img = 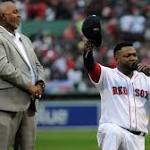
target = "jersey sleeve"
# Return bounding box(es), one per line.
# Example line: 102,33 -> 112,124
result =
88,63 -> 101,83
89,64 -> 108,87
83,49 -> 111,87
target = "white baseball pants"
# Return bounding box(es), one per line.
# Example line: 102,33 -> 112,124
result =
97,123 -> 145,150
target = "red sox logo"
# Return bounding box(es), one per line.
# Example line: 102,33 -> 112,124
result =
112,86 -> 148,98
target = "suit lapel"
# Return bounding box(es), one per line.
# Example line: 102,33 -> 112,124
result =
0,28 -> 30,67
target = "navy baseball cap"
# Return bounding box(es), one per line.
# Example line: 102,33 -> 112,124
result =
82,15 -> 102,47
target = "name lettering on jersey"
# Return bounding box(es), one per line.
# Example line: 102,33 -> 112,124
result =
112,87 -> 128,95
112,87 -> 148,98
135,89 -> 148,98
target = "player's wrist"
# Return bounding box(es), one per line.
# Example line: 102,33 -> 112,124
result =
84,40 -> 95,52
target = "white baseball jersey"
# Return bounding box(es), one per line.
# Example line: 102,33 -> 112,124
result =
90,65 -> 150,134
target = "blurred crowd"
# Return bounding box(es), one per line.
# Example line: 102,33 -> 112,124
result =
12,0 -> 150,94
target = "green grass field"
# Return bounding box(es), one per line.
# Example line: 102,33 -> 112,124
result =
35,129 -> 150,150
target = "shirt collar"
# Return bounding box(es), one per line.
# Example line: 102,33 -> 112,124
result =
0,25 -> 14,36
115,68 -> 138,80
0,25 -> 19,39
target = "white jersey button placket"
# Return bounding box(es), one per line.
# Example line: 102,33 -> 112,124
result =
129,81 -> 136,130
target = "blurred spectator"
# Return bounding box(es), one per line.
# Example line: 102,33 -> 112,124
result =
119,8 -> 146,41
26,0 -> 47,20
45,0 -> 72,21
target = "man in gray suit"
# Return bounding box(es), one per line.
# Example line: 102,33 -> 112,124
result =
0,1 -> 45,150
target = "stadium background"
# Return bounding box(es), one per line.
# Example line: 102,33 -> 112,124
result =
9,0 -> 150,149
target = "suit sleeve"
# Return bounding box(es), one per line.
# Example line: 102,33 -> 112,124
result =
0,40 -> 32,90
33,52 -> 45,84
83,50 -> 101,83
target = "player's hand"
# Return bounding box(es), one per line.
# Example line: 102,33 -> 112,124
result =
137,63 -> 150,76
84,40 -> 95,52
137,63 -> 150,71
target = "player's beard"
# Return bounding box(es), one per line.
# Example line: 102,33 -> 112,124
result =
119,62 -> 138,73
128,61 -> 139,71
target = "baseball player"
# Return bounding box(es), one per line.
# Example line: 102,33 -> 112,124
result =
83,41 -> 150,150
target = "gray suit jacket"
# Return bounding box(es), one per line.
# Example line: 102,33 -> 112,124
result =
0,27 -> 45,112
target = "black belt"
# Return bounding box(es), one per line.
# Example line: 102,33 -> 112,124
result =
123,128 -> 146,136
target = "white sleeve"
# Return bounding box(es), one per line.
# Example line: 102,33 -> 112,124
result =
89,65 -> 109,86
